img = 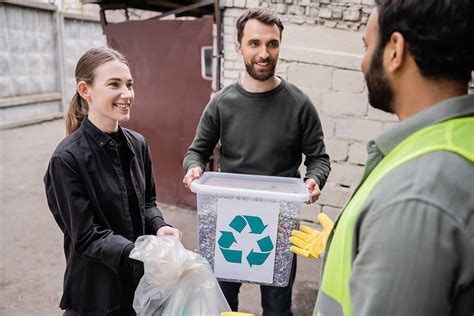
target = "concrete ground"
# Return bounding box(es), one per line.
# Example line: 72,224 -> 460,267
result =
0,119 -> 322,315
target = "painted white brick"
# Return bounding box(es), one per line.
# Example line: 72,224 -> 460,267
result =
223,24 -> 235,35
299,0 -> 311,6
332,69 -> 365,93
275,3 -> 288,14
327,162 -> 364,187
290,15 -> 306,24
233,0 -> 246,8
234,59 -> 244,70
335,118 -> 382,141
324,21 -> 337,28
362,0 -> 374,5
223,16 -> 235,26
326,139 -> 348,162
289,5 -> 305,15
223,78 -> 235,87
362,7 -> 373,14
287,63 -> 332,91
308,7 -> 319,17
276,61 -> 289,75
321,205 -> 343,222
224,8 -> 247,17
223,33 -> 235,44
280,24 -> 364,70
383,121 -> 398,131
224,61 -> 234,69
367,106 -> 399,122
224,50 -> 239,61
225,70 -> 241,79
332,9 -> 343,19
348,142 -> 367,165
319,8 -> 332,19
319,182 -> 352,208
343,9 -> 361,21
301,88 -> 322,112
322,92 -> 368,116
301,203 -> 321,222
279,15 -> 290,23
246,0 -> 260,8
320,115 -> 336,137
223,0 -> 234,7
336,23 -> 350,30
276,71 -> 288,80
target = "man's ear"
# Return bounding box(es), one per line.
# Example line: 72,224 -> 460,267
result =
77,81 -> 90,101
385,32 -> 406,73
236,41 -> 243,55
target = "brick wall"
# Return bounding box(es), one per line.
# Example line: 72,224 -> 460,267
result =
220,0 -> 398,222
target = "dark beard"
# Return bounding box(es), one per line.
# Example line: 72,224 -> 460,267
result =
365,45 -> 394,113
245,58 -> 276,82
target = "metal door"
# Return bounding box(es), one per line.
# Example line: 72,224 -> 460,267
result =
103,17 -> 213,208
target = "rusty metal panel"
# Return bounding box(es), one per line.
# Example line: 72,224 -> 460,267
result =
103,17 -> 213,207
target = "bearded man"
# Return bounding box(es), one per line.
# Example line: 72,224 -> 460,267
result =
182,7 -> 331,316
290,0 -> 474,315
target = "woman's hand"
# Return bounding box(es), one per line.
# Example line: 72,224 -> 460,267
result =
157,226 -> 182,241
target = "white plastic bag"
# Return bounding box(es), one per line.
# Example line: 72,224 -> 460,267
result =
130,235 -> 231,316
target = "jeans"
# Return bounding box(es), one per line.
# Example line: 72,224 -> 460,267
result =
219,256 -> 297,316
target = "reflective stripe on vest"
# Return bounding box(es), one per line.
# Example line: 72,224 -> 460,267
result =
315,117 -> 474,316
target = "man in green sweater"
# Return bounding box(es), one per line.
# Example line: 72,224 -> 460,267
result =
182,7 -> 331,315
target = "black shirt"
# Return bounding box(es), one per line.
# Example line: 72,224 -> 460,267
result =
44,117 -> 168,315
106,130 -> 142,241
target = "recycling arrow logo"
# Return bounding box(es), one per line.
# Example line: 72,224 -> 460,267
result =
217,215 -> 274,267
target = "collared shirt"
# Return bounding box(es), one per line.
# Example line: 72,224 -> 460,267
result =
44,117 -> 167,314
346,94 -> 474,315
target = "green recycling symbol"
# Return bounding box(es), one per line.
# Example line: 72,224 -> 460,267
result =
217,215 -> 274,267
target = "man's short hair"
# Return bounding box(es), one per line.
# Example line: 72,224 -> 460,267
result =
236,7 -> 284,43
375,0 -> 474,83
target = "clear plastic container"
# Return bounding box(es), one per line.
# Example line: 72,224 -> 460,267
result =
190,172 -> 309,287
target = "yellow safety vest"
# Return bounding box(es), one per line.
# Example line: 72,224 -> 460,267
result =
315,117 -> 474,316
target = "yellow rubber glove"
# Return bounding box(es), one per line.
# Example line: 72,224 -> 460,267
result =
289,213 -> 334,258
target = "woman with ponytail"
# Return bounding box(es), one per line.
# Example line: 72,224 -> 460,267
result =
44,47 -> 182,315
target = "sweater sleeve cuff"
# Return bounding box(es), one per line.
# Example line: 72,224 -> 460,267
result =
304,176 -> 322,188
187,163 -> 205,173
121,243 -> 134,263
120,242 -> 141,265
149,215 -> 170,233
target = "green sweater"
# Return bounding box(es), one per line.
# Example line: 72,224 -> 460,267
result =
183,79 -> 331,188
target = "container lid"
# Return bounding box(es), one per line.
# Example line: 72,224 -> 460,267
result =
190,172 -> 309,202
